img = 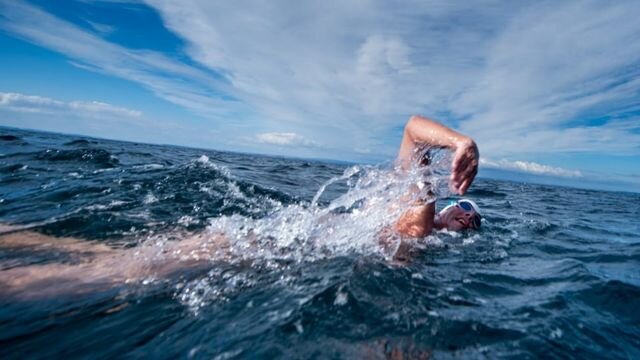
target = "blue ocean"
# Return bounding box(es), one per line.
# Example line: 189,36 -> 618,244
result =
0,127 -> 638,359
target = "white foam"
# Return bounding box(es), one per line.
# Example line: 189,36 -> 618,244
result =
194,155 -> 231,178
200,160 -> 460,264
174,156 -> 464,311
133,163 -> 164,170
143,193 -> 158,204
334,285 -> 348,305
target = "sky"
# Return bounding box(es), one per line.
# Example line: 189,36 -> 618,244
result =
0,0 -> 639,192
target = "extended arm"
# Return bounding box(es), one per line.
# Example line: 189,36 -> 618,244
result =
397,115 -> 479,195
0,231 -> 228,300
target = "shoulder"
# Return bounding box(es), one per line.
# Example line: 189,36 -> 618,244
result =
394,204 -> 435,237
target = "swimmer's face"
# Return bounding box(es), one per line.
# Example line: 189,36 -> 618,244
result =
439,203 -> 480,231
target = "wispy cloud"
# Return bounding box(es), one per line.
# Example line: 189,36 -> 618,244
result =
1,0 -> 639,172
0,91 -> 229,152
453,1 -> 640,157
0,92 -> 142,118
85,19 -> 116,35
142,0 -> 640,157
481,158 -> 582,178
0,0 -> 238,122
255,132 -> 318,147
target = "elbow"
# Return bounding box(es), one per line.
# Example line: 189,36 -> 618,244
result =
404,115 -> 435,142
403,115 -> 421,143
408,114 -> 427,123
404,115 -> 422,135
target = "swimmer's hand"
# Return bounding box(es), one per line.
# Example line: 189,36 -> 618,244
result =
451,137 -> 479,195
397,115 -> 480,194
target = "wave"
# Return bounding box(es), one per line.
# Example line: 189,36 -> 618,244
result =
35,148 -> 119,168
2,127 -> 639,358
16,155 -> 297,239
467,188 -> 507,198
0,163 -> 28,173
0,135 -> 21,141
574,279 -> 640,323
63,139 -> 98,146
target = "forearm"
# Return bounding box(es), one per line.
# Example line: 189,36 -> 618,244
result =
0,231 -> 228,300
397,115 -> 472,169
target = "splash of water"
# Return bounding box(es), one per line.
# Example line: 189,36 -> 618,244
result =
173,151 -> 456,311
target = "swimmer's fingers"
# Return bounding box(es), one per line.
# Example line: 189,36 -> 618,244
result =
450,152 -> 465,187
451,149 -> 477,193
450,148 -> 464,176
457,154 -> 479,193
460,155 -> 479,192
451,140 -> 477,173
451,151 -> 471,182
451,158 -> 478,195
457,166 -> 477,195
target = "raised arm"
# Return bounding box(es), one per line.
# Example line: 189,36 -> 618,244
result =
397,115 -> 479,195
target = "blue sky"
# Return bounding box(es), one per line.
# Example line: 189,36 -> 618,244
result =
0,0 -> 639,192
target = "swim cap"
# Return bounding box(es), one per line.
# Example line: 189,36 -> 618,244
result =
460,198 -> 481,214
438,198 -> 481,215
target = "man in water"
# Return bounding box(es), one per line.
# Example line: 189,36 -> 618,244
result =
394,115 -> 481,237
0,115 -> 481,298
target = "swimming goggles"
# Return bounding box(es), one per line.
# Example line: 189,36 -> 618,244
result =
457,200 -> 482,229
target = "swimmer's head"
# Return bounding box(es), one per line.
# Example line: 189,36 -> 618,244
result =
437,198 -> 481,231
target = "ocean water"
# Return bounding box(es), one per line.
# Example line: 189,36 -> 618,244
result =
0,127 -> 638,359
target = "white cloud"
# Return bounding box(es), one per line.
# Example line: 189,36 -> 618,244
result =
69,100 -> 142,118
141,0 -> 640,157
0,91 -> 233,153
255,132 -> 317,147
85,20 -> 116,35
0,1 -> 237,122
453,1 -> 640,156
0,92 -> 142,118
1,0 -> 639,172
481,158 -> 582,178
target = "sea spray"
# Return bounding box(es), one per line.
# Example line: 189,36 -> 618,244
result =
176,151 -> 457,311
3,128 -> 637,357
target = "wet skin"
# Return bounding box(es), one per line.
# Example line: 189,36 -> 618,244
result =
434,204 -> 480,231
394,115 -> 480,237
0,115 -> 481,299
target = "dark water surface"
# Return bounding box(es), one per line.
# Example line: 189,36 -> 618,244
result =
0,127 -> 638,359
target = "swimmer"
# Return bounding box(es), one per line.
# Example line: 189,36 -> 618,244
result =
0,115 -> 480,299
394,115 -> 481,237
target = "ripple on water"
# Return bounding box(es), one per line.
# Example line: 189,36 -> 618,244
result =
35,148 -> 120,168
1,128 -> 639,358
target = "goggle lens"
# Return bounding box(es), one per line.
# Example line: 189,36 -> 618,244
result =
458,200 -> 473,211
458,200 -> 481,229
